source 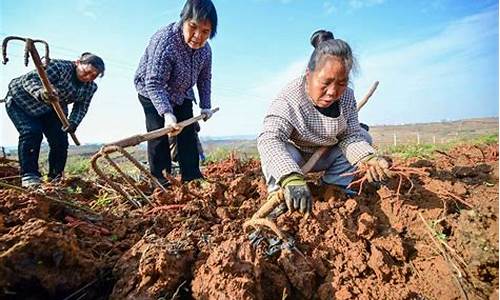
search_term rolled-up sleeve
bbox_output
[197,45,212,109]
[144,35,174,115]
[337,89,375,164]
[257,100,302,183]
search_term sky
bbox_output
[1,0,498,146]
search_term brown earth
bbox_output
[0,144,498,300]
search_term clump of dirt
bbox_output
[111,233,196,299]
[0,219,101,298]
[0,143,498,299]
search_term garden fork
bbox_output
[2,36,80,145]
[90,108,219,207]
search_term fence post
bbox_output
[417,132,420,145]
[393,131,397,146]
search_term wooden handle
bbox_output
[356,81,379,112]
[110,107,220,148]
[27,40,80,145]
[302,81,379,174]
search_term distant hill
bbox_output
[1,117,497,158]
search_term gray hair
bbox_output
[307,39,357,75]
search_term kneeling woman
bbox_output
[5,53,105,187]
[257,34,390,215]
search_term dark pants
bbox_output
[6,101,68,178]
[138,94,203,182]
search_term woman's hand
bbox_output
[360,154,393,182]
[201,108,213,121]
[164,113,182,136]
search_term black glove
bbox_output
[280,174,312,214]
[62,122,77,134]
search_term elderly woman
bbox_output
[257,33,391,215]
[5,52,105,187]
[134,0,217,186]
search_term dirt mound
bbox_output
[0,143,498,299]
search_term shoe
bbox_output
[48,173,64,184]
[21,174,42,188]
[154,177,171,189]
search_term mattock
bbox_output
[244,81,380,240]
[90,108,219,208]
[2,36,81,145]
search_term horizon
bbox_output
[1,0,498,147]
[1,116,497,149]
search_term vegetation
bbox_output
[380,133,498,159]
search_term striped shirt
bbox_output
[257,75,375,183]
[134,22,212,115]
[4,59,97,126]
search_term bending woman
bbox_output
[257,31,391,215]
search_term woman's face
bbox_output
[182,18,212,49]
[305,56,348,108]
[75,62,100,82]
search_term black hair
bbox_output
[310,29,334,48]
[79,52,105,77]
[180,0,218,39]
[307,37,357,74]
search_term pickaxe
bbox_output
[2,36,81,145]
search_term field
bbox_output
[0,118,498,299]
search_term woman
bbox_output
[5,52,105,187]
[134,0,217,185]
[257,31,391,215]
[311,29,373,145]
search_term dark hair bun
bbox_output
[310,30,334,48]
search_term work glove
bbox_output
[164,113,182,136]
[200,108,212,121]
[62,122,77,134]
[280,173,312,214]
[359,154,393,183]
[39,89,58,104]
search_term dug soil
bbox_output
[0,144,498,300]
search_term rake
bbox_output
[90,108,219,207]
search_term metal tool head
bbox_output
[90,145,167,208]
[2,36,50,67]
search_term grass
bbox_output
[65,156,91,175]
[380,133,498,159]
[203,146,258,164]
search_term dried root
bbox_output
[345,164,428,200]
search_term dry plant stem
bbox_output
[418,213,468,300]
[0,180,98,215]
[441,190,473,209]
